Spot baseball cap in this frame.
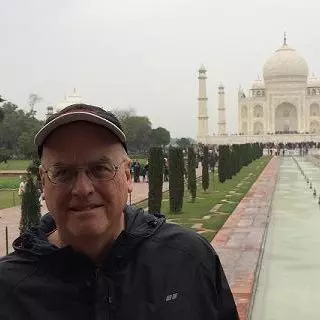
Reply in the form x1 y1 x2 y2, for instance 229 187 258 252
34 104 127 157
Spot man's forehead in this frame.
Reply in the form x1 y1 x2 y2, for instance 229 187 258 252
42 148 117 165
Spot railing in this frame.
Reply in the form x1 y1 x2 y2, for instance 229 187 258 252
5 226 8 255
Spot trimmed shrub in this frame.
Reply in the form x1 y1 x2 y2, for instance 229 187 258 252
187 147 197 202
19 174 41 234
169 147 184 213
218 145 228 183
148 147 164 214
202 145 209 191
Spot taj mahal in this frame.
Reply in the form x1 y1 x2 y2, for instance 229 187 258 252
197 35 320 145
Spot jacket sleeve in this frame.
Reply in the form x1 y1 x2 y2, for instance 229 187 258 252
195 244 239 320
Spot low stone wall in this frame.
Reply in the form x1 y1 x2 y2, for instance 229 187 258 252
211 156 280 320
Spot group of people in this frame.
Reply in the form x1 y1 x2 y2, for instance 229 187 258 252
131 158 169 183
130 160 149 183
0 103 239 319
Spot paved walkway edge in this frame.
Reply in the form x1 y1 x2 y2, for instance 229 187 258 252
210 156 280 320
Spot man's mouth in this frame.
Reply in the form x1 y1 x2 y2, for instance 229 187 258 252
69 204 103 211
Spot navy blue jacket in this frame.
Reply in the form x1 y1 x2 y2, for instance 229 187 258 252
0 206 239 320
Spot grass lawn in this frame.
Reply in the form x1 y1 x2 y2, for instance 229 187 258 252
0 160 31 171
0 177 20 189
0 190 21 209
136 156 271 242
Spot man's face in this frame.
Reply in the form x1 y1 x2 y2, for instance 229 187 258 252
39 121 132 243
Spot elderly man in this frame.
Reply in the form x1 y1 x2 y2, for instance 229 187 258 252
0 104 239 319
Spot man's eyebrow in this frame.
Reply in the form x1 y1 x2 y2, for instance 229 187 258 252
50 162 67 167
47 157 114 167
97 156 113 162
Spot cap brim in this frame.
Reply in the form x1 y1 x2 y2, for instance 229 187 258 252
34 111 126 148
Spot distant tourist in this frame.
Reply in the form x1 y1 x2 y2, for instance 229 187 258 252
142 162 149 182
18 176 26 197
35 176 44 207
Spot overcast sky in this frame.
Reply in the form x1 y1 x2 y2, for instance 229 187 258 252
0 0 319 138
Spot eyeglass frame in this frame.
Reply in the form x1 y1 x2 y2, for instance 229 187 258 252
41 159 128 185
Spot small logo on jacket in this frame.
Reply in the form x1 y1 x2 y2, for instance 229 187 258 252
165 293 178 302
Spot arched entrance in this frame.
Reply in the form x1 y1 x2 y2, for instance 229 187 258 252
241 121 248 134
310 103 320 117
253 105 263 118
310 120 320 134
253 121 264 134
241 106 248 118
275 103 298 133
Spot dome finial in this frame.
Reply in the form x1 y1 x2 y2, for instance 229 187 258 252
283 32 287 46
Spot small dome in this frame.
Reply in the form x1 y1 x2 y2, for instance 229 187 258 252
263 43 308 83
308 74 320 87
252 78 265 89
56 89 84 112
198 64 206 72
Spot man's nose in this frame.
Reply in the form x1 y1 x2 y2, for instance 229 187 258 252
71 170 94 196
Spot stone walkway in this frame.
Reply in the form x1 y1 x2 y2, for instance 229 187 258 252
251 156 320 320
211 156 280 320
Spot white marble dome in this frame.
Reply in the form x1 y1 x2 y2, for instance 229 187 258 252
263 43 308 82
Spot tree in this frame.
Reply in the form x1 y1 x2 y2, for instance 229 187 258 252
202 145 209 191
27 158 41 179
17 131 39 160
0 147 10 164
112 107 136 125
0 109 4 123
218 145 227 183
208 150 216 186
150 127 170 147
169 147 184 213
175 137 193 150
0 102 43 158
20 174 41 234
148 147 164 214
121 116 152 153
28 93 42 117
187 147 197 202
112 108 171 154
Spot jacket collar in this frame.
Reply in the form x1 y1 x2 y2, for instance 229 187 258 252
12 206 165 270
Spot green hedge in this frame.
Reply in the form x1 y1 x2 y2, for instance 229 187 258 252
169 147 184 213
148 147 164 214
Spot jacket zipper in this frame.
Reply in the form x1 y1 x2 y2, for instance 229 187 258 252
95 267 112 320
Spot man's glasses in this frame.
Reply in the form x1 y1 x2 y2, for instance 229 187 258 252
42 159 127 185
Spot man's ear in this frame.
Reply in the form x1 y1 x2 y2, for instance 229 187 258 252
39 165 45 187
125 160 133 193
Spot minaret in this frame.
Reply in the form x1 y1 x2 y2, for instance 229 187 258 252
197 65 209 142
46 106 54 120
218 83 226 135
283 31 287 46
